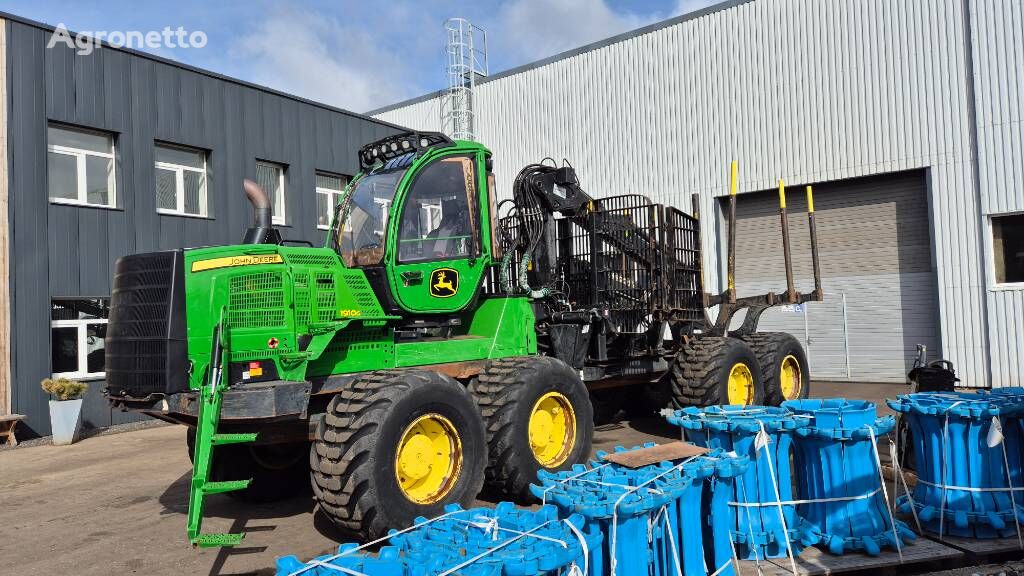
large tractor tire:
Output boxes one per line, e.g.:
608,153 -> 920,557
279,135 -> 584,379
311,369 -> 486,540
668,336 -> 764,408
186,429 -> 309,502
739,331 -> 810,406
469,356 -> 593,500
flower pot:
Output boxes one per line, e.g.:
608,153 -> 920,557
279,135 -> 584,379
49,398 -> 83,445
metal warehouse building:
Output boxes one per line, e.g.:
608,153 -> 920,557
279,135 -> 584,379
0,13 -> 401,435
372,0 -> 1024,389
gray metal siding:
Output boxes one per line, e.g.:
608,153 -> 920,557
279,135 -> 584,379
6,19 -> 401,435
376,0 -> 1003,387
732,171 -> 940,382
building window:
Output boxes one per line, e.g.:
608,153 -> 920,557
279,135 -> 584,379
47,124 -> 116,208
256,161 -> 286,225
316,172 -> 349,229
155,143 -> 208,217
51,298 -> 109,379
993,213 -> 1024,285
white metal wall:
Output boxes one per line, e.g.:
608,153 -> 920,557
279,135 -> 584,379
971,0 -> 1024,388
376,0 -> 1023,387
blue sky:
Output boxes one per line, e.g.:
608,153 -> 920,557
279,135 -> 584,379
3,0 -> 718,113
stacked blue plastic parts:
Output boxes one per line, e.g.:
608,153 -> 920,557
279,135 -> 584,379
666,406 -> 819,561
530,444 -> 749,576
990,387 -> 1024,490
888,391 -> 1024,539
275,502 -> 599,576
784,398 -> 916,555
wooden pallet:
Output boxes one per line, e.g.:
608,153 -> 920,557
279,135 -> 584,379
734,538 -> 963,576
931,533 -> 1024,557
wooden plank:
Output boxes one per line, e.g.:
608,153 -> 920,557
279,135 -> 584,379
0,413 -> 25,422
601,442 -> 708,467
734,538 -> 962,576
0,18 -> 10,417
931,534 -> 1024,556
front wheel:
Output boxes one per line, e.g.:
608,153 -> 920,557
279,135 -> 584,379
311,369 -> 486,540
470,356 -> 593,500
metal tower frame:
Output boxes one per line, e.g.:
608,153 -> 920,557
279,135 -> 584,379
442,18 -> 488,141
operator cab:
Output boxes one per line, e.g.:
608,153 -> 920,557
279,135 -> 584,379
329,132 -> 494,316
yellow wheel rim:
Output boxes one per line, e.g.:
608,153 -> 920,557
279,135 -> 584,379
726,362 -> 755,405
395,414 -> 462,504
529,392 -> 577,467
780,355 -> 802,400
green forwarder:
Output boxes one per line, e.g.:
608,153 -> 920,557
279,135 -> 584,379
105,132 -> 821,547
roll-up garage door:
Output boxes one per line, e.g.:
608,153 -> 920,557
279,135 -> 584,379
729,170 -> 940,383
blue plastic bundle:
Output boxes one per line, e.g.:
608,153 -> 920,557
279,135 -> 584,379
784,398 -> 916,555
530,444 -> 745,576
987,388 -> 1024,489
888,392 -> 1024,539
276,545 -> 422,576
275,502 -> 597,576
666,406 -> 819,561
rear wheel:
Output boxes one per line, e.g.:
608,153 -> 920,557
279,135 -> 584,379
668,336 -> 764,408
186,429 -> 309,502
469,356 -> 593,500
740,332 -> 811,406
311,369 -> 486,540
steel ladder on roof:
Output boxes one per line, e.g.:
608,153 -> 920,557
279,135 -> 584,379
186,313 -> 258,548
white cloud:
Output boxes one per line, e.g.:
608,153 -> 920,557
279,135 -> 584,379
485,0 -> 720,64
230,6 -> 418,113
492,0 -> 663,62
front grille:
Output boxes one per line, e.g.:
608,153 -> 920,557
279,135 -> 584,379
105,251 -> 188,399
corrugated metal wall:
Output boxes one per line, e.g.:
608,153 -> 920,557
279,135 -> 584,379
970,0 -> 1024,388
376,0 -> 1024,388
6,18 -> 401,435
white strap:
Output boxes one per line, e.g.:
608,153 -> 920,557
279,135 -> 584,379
890,425 -> 923,534
562,518 -> 590,576
541,462 -> 612,505
651,504 -> 685,576
938,402 -> 963,539
995,416 -> 1024,549
913,479 -> 1024,493
757,421 -> 798,576
437,520 -> 554,576
609,457 -> 695,576
729,488 -> 881,508
451,517 -> 570,547
867,425 -> 904,564
736,475 -> 764,567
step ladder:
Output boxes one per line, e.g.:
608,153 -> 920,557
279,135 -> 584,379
187,317 -> 258,548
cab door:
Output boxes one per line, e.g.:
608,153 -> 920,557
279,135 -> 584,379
387,152 -> 487,314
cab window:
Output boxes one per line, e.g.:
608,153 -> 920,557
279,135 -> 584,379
398,156 -> 477,262
335,158 -> 410,267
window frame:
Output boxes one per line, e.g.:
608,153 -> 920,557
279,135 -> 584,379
395,154 -> 479,264
315,171 -> 350,230
47,124 -> 117,209
50,300 -> 109,381
256,160 -> 287,226
155,143 -> 209,218
989,211 -> 1024,291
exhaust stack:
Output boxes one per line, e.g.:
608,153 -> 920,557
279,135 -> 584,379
242,179 -> 282,245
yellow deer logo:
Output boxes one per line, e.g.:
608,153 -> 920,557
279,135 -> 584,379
429,268 -> 459,298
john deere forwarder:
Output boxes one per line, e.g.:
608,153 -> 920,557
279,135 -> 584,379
105,132 -> 822,547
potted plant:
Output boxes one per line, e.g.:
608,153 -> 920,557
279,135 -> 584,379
41,378 -> 88,445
